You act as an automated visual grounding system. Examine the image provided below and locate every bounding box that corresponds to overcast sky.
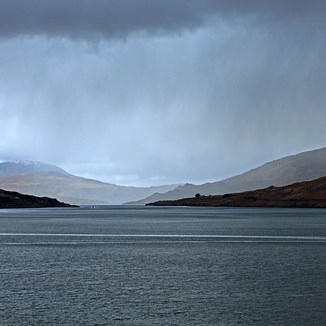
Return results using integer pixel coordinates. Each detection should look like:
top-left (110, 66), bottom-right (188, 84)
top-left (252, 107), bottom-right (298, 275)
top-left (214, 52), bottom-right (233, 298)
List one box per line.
top-left (1, 0), bottom-right (326, 186)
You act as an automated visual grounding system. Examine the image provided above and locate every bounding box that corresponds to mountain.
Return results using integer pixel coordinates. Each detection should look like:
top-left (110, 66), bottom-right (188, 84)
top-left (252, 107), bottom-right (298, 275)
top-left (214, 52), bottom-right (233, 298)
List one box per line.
top-left (0, 161), bottom-right (177, 205)
top-left (0, 188), bottom-right (73, 208)
top-left (0, 160), bottom-right (68, 176)
top-left (130, 147), bottom-right (326, 204)
top-left (148, 176), bottom-right (326, 208)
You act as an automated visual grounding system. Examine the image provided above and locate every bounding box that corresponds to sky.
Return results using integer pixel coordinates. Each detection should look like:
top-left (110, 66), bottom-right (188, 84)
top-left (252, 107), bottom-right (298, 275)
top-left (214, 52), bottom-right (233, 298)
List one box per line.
top-left (1, 0), bottom-right (326, 186)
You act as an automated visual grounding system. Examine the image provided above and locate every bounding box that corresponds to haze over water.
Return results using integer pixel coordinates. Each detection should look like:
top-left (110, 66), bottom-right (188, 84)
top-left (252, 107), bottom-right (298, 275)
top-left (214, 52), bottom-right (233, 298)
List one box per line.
top-left (0, 206), bottom-right (325, 325)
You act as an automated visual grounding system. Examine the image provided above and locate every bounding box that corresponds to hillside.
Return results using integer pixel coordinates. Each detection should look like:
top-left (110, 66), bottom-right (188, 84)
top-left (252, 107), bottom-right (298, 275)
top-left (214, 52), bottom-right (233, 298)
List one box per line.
top-left (131, 147), bottom-right (326, 204)
top-left (0, 160), bottom-right (68, 176)
top-left (0, 188), bottom-right (73, 208)
top-left (0, 161), bottom-right (177, 205)
top-left (148, 176), bottom-right (326, 208)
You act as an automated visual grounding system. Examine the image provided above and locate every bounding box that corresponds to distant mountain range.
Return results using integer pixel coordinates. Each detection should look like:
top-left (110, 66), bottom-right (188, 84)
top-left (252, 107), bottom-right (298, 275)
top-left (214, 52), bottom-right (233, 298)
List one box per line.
top-left (0, 161), bottom-right (177, 205)
top-left (1, 147), bottom-right (326, 206)
top-left (148, 176), bottom-right (326, 208)
top-left (130, 147), bottom-right (326, 204)
top-left (0, 188), bottom-right (73, 209)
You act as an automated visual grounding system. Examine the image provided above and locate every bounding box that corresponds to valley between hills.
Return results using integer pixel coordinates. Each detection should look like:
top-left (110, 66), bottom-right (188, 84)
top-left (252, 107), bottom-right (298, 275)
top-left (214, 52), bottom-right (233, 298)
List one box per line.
top-left (1, 147), bottom-right (326, 208)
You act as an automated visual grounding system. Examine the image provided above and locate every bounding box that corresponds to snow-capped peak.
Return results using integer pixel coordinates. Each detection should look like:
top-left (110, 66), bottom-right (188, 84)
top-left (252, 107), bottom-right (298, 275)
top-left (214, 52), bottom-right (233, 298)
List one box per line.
top-left (0, 160), bottom-right (69, 176)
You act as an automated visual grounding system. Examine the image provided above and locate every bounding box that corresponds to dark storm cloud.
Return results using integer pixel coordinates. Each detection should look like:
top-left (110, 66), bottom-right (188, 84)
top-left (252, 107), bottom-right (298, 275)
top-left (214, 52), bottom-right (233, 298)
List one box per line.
top-left (1, 0), bottom-right (326, 186)
top-left (0, 0), bottom-right (326, 39)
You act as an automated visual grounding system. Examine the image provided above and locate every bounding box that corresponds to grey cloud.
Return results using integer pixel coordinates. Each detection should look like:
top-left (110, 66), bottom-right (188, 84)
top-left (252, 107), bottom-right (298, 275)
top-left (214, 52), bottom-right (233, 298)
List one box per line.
top-left (0, 0), bottom-right (326, 40)
top-left (1, 17), bottom-right (326, 186)
top-left (1, 1), bottom-right (326, 186)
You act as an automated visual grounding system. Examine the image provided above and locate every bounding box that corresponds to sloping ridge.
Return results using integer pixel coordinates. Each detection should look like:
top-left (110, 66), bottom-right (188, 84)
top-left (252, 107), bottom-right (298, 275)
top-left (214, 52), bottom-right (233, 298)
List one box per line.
top-left (132, 147), bottom-right (326, 204)
top-left (0, 161), bottom-right (177, 205)
top-left (0, 188), bottom-right (73, 208)
top-left (0, 160), bottom-right (69, 176)
top-left (148, 176), bottom-right (326, 208)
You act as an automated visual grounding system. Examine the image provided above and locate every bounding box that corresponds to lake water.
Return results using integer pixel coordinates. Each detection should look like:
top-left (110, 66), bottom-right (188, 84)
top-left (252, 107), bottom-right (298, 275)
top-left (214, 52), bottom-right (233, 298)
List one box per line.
top-left (0, 206), bottom-right (325, 325)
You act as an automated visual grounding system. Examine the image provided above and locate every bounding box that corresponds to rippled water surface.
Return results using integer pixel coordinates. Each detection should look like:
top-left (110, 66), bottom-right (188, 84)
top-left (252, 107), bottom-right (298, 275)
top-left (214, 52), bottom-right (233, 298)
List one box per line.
top-left (0, 206), bottom-right (325, 325)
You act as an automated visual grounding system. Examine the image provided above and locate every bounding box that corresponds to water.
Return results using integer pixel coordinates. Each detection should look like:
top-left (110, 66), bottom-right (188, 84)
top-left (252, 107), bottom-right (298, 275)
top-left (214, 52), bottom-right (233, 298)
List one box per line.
top-left (0, 206), bottom-right (325, 325)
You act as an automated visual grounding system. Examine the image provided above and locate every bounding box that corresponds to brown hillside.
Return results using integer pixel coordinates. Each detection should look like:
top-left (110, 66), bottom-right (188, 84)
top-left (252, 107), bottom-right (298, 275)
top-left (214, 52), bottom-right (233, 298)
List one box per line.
top-left (134, 147), bottom-right (326, 204)
top-left (148, 176), bottom-right (326, 208)
top-left (0, 188), bottom-right (74, 208)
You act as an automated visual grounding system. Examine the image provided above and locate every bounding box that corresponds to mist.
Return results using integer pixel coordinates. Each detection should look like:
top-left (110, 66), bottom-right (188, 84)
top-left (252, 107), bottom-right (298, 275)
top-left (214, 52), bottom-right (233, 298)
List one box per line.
top-left (1, 1), bottom-right (326, 186)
